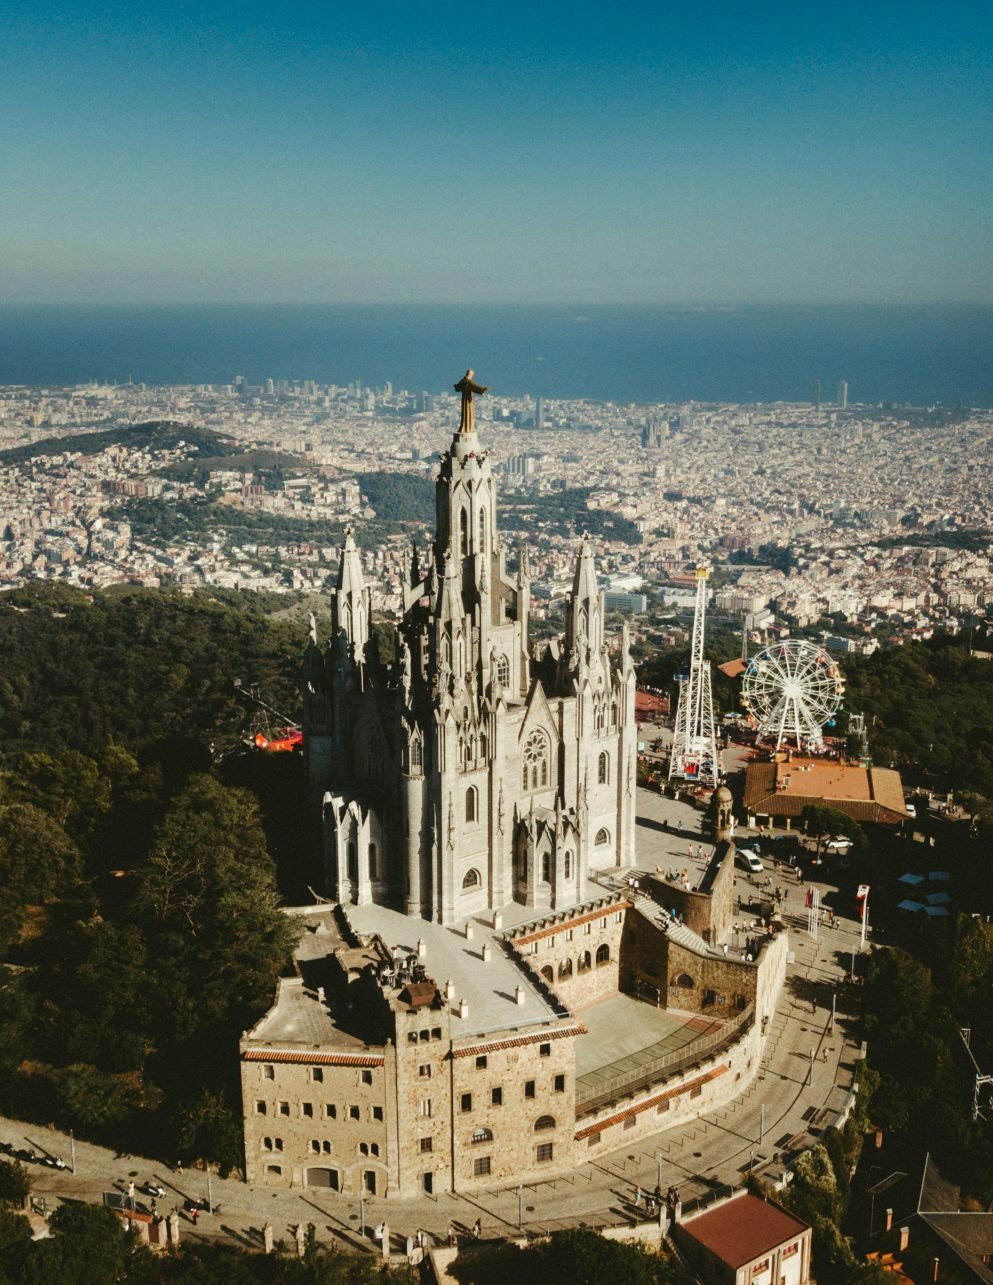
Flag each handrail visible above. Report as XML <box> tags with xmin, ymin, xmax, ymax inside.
<box><xmin>576</xmin><ymin>1002</ymin><xmax>755</xmax><ymax>1116</ymax></box>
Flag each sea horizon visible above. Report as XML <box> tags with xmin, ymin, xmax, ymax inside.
<box><xmin>1</xmin><ymin>302</ymin><xmax>991</xmax><ymax>408</ymax></box>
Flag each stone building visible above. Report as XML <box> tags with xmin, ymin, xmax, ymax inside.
<box><xmin>240</xmin><ymin>888</ymin><xmax>787</xmax><ymax>1196</ymax></box>
<box><xmin>301</xmin><ymin>387</ymin><xmax>638</xmax><ymax>925</ymax></box>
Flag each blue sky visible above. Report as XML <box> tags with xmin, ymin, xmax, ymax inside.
<box><xmin>2</xmin><ymin>0</ymin><xmax>991</xmax><ymax>303</ymax></box>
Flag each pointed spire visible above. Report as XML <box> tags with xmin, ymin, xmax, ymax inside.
<box><xmin>571</xmin><ymin>533</ymin><xmax>598</xmax><ymax>604</ymax></box>
<box><xmin>337</xmin><ymin>527</ymin><xmax>364</xmax><ymax>594</ymax></box>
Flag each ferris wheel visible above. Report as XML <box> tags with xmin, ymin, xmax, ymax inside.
<box><xmin>740</xmin><ymin>640</ymin><xmax>845</xmax><ymax>750</ymax></box>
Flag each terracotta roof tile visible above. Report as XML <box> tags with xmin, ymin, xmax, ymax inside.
<box><xmin>242</xmin><ymin>1049</ymin><xmax>385</xmax><ymax>1067</ymax></box>
<box><xmin>575</xmin><ymin>1064</ymin><xmax>727</xmax><ymax>1140</ymax></box>
<box><xmin>679</xmin><ymin>1193</ymin><xmax>809</xmax><ymax>1268</ymax></box>
<box><xmin>454</xmin><ymin>1024</ymin><xmax>585</xmax><ymax>1058</ymax></box>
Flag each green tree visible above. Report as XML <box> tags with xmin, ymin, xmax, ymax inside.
<box><xmin>0</xmin><ymin>1160</ymin><xmax>29</xmax><ymax>1210</ymax></box>
<box><xmin>2</xmin><ymin>1201</ymin><xmax>150</xmax><ymax>1285</ymax></box>
<box><xmin>448</xmin><ymin>1228</ymin><xmax>681</xmax><ymax>1285</ymax></box>
<box><xmin>0</xmin><ymin>804</ymin><xmax>83</xmax><ymax>948</ymax></box>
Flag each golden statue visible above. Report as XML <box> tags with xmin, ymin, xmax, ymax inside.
<box><xmin>454</xmin><ymin>369</ymin><xmax>488</xmax><ymax>434</ymax></box>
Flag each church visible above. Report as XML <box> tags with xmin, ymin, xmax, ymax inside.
<box><xmin>301</xmin><ymin>371</ymin><xmax>638</xmax><ymax>926</ymax></box>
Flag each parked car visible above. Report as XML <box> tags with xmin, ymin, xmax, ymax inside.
<box><xmin>143</xmin><ymin>1182</ymin><xmax>166</xmax><ymax>1198</ymax></box>
<box><xmin>736</xmin><ymin>848</ymin><xmax>764</xmax><ymax>873</ymax></box>
<box><xmin>824</xmin><ymin>836</ymin><xmax>853</xmax><ymax>852</ymax></box>
<box><xmin>904</xmin><ymin>803</ymin><xmax>917</xmax><ymax>819</ymax></box>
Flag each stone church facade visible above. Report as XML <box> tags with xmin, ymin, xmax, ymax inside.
<box><xmin>301</xmin><ymin>394</ymin><xmax>638</xmax><ymax>925</ymax></box>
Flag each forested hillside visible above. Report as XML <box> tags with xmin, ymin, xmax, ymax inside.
<box><xmin>0</xmin><ymin>584</ymin><xmax>310</xmax><ymax>1169</ymax></box>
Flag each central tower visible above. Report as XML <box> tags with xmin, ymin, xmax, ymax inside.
<box><xmin>303</xmin><ymin>370</ymin><xmax>638</xmax><ymax>925</ymax></box>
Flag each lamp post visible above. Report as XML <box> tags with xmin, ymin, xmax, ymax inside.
<box><xmin>759</xmin><ymin>1103</ymin><xmax>766</xmax><ymax>1145</ymax></box>
<box><xmin>359</xmin><ymin>1187</ymin><xmax>365</xmax><ymax>1239</ymax></box>
<box><xmin>518</xmin><ymin>1183</ymin><xmax>524</xmax><ymax>1231</ymax></box>
<box><xmin>69</xmin><ymin>1129</ymin><xmax>75</xmax><ymax>1174</ymax></box>
<box><xmin>657</xmin><ymin>1152</ymin><xmax>663</xmax><ymax>1196</ymax></box>
<box><xmin>206</xmin><ymin>1167</ymin><xmax>213</xmax><ymax>1215</ymax></box>
<box><xmin>807</xmin><ymin>1048</ymin><xmax>814</xmax><ymax>1087</ymax></box>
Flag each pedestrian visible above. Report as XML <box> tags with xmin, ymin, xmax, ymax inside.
<box><xmin>811</xmin><ymin>998</ymin><xmax>817</xmax><ymax>1014</ymax></box>
<box><xmin>448</xmin><ymin>1223</ymin><xmax>456</xmax><ymax>1247</ymax></box>
<box><xmin>822</xmin><ymin>1049</ymin><xmax>829</xmax><ymax>1062</ymax></box>
<box><xmin>191</xmin><ymin>1207</ymin><xmax>199</xmax><ymax>1224</ymax></box>
<box><xmin>472</xmin><ymin>1218</ymin><xmax>481</xmax><ymax>1239</ymax></box>
<box><xmin>676</xmin><ymin>819</ymin><xmax>683</xmax><ymax>833</ymax></box>
<box><xmin>722</xmin><ymin>942</ymin><xmax>728</xmax><ymax>957</ymax></box>
<box><xmin>634</xmin><ymin>1184</ymin><xmax>642</xmax><ymax>1208</ymax></box>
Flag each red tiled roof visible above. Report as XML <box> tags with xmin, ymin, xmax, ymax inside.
<box><xmin>575</xmin><ymin>1064</ymin><xmax>728</xmax><ymax>1140</ymax></box>
<box><xmin>743</xmin><ymin>758</ymin><xmax>907</xmax><ymax>824</ymax></box>
<box><xmin>454</xmin><ymin>1024</ymin><xmax>586</xmax><ymax>1059</ymax></box>
<box><xmin>242</xmin><ymin>1049</ymin><xmax>385</xmax><ymax>1067</ymax></box>
<box><xmin>679</xmin><ymin>1193</ymin><xmax>809</xmax><ymax>1269</ymax></box>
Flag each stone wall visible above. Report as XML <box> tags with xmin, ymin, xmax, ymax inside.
<box><xmin>505</xmin><ymin>895</ymin><xmax>630</xmax><ymax>1008</ymax></box>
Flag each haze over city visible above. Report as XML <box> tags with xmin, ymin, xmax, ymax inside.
<box><xmin>4</xmin><ymin>0</ymin><xmax>992</xmax><ymax>305</ymax></box>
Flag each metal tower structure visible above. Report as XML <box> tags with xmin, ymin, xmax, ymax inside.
<box><xmin>669</xmin><ymin>566</ymin><xmax>720</xmax><ymax>786</ymax></box>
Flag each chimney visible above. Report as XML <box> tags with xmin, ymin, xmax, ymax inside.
<box><xmin>458</xmin><ymin>998</ymin><xmax>469</xmax><ymax>1019</ymax></box>
<box><xmin>481</xmin><ymin>943</ymin><xmax>491</xmax><ymax>963</ymax></box>
<box><xmin>515</xmin><ymin>985</ymin><xmax>525</xmax><ymax>1006</ymax></box>
<box><xmin>416</xmin><ymin>938</ymin><xmax>426</xmax><ymax>958</ymax></box>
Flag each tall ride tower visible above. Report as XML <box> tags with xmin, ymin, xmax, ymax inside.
<box><xmin>669</xmin><ymin>566</ymin><xmax>720</xmax><ymax>787</ymax></box>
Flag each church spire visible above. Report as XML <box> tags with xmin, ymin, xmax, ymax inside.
<box><xmin>331</xmin><ymin>527</ymin><xmax>370</xmax><ymax>664</ymax></box>
<box><xmin>566</xmin><ymin>533</ymin><xmax>604</xmax><ymax>657</ymax></box>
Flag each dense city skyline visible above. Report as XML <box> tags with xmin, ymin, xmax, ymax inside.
<box><xmin>5</xmin><ymin>0</ymin><xmax>992</xmax><ymax>305</ymax></box>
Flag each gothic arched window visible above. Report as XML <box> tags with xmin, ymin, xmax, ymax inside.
<box><xmin>465</xmin><ymin>786</ymin><xmax>478</xmax><ymax>824</ymax></box>
<box><xmin>496</xmin><ymin>654</ymin><xmax>510</xmax><ymax>687</ymax></box>
<box><xmin>598</xmin><ymin>751</ymin><xmax>609</xmax><ymax>785</ymax></box>
<box><xmin>522</xmin><ymin>730</ymin><xmax>549</xmax><ymax>791</ymax></box>
<box><xmin>595</xmin><ymin>827</ymin><xmax>610</xmax><ymax>846</ymax></box>
<box><xmin>460</xmin><ymin>508</ymin><xmax>469</xmax><ymax>557</ymax></box>
<box><xmin>411</xmin><ymin>738</ymin><xmax>422</xmax><ymax>770</ymax></box>
<box><xmin>541</xmin><ymin>852</ymin><xmax>550</xmax><ymax>883</ymax></box>
<box><xmin>564</xmin><ymin>851</ymin><xmax>572</xmax><ymax>880</ymax></box>
<box><xmin>534</xmin><ymin>1115</ymin><xmax>556</xmax><ymax>1132</ymax></box>
<box><xmin>478</xmin><ymin>509</ymin><xmax>486</xmax><ymax>554</ymax></box>
<box><xmin>462</xmin><ymin>868</ymin><xmax>481</xmax><ymax>890</ymax></box>
<box><xmin>368</xmin><ymin>843</ymin><xmax>378</xmax><ymax>879</ymax></box>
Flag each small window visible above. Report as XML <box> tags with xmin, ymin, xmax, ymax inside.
<box><xmin>473</xmin><ymin>1156</ymin><xmax>492</xmax><ymax>1178</ymax></box>
<box><xmin>595</xmin><ymin>827</ymin><xmax>609</xmax><ymax>846</ymax></box>
<box><xmin>524</xmin><ymin>1080</ymin><xmax>535</xmax><ymax>1099</ymax></box>
<box><xmin>361</xmin><ymin>1070</ymin><xmax>373</xmax><ymax>1085</ymax></box>
<box><xmin>465</xmin><ymin>787</ymin><xmax>477</xmax><ymax>824</ymax></box>
<box><xmin>263</xmin><ymin>1064</ymin><xmax>274</xmax><ymax>1080</ymax></box>
<box><xmin>554</xmin><ymin>1074</ymin><xmax>565</xmax><ymax>1092</ymax></box>
<box><xmin>266</xmin><ymin>1164</ymin><xmax>282</xmax><ymax>1176</ymax></box>
<box><xmin>274</xmin><ymin>1138</ymin><xmax>283</xmax><ymax>1152</ymax></box>
<box><xmin>368</xmin><ymin>842</ymin><xmax>378</xmax><ymax>880</ymax></box>
<box><xmin>536</xmin><ymin>1142</ymin><xmax>554</xmax><ymax>1163</ymax></box>
<box><xmin>359</xmin><ymin>1142</ymin><xmax>369</xmax><ymax>1156</ymax></box>
<box><xmin>325</xmin><ymin>1104</ymin><xmax>337</xmax><ymax>1119</ymax></box>
<box><xmin>371</xmin><ymin>1143</ymin><xmax>380</xmax><ymax>1157</ymax></box>
<box><xmin>596</xmin><ymin>944</ymin><xmax>610</xmax><ymax>966</ymax></box>
<box><xmin>419</xmin><ymin>1064</ymin><xmax>432</xmax><ymax>1079</ymax></box>
<box><xmin>322</xmin><ymin>1140</ymin><xmax>332</xmax><ymax>1154</ymax></box>
<box><xmin>558</xmin><ymin>958</ymin><xmax>572</xmax><ymax>979</ymax></box>
<box><xmin>302</xmin><ymin>1102</ymin><xmax>313</xmax><ymax>1118</ymax></box>
<box><xmin>420</xmin><ymin>1137</ymin><xmax>433</xmax><ymax>1154</ymax></box>
<box><xmin>419</xmin><ymin>1030</ymin><xmax>430</xmax><ymax>1043</ymax></box>
<box><xmin>420</xmin><ymin>1099</ymin><xmax>433</xmax><ymax>1118</ymax></box>
<box><xmin>349</xmin><ymin>1105</ymin><xmax>360</xmax><ymax>1120</ymax></box>
<box><xmin>431</xmin><ymin>1027</ymin><xmax>442</xmax><ymax>1040</ymax></box>
<box><xmin>496</xmin><ymin>654</ymin><xmax>510</xmax><ymax>686</ymax></box>
<box><xmin>407</xmin><ymin>1032</ymin><xmax>418</xmax><ymax>1044</ymax></box>
<box><xmin>624</xmin><ymin>1115</ymin><xmax>637</xmax><ymax>1130</ymax></box>
<box><xmin>564</xmin><ymin>851</ymin><xmax>572</xmax><ymax>880</ymax></box>
<box><xmin>475</xmin><ymin>1055</ymin><xmax>488</xmax><ymax>1070</ymax></box>
<box><xmin>278</xmin><ymin>1101</ymin><xmax>289</xmax><ymax>1116</ymax></box>
<box><xmin>539</xmin><ymin>1043</ymin><xmax>551</xmax><ymax>1058</ymax></box>
<box><xmin>491</xmin><ymin>1087</ymin><xmax>503</xmax><ymax>1106</ymax></box>
<box><xmin>311</xmin><ymin>1067</ymin><xmax>324</xmax><ymax>1083</ymax></box>
<box><xmin>470</xmin><ymin>1127</ymin><xmax>493</xmax><ymax>1144</ymax></box>
<box><xmin>262</xmin><ymin>1136</ymin><xmax>273</xmax><ymax>1151</ymax></box>
<box><xmin>578</xmin><ymin>950</ymin><xmax>591</xmax><ymax>971</ymax></box>
<box><xmin>309</xmin><ymin>1139</ymin><xmax>320</xmax><ymax>1154</ymax></box>
<box><xmin>460</xmin><ymin>1093</ymin><xmax>473</xmax><ymax>1113</ymax></box>
<box><xmin>534</xmin><ymin>1115</ymin><xmax>556</xmax><ymax>1132</ymax></box>
<box><xmin>598</xmin><ymin>751</ymin><xmax>609</xmax><ymax>785</ymax></box>
<box><xmin>463</xmin><ymin>867</ymin><xmax>481</xmax><ymax>890</ymax></box>
<box><xmin>255</xmin><ymin>1100</ymin><xmax>266</xmax><ymax>1115</ymax></box>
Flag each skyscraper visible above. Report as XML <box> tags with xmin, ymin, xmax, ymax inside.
<box><xmin>837</xmin><ymin>380</ymin><xmax>848</xmax><ymax>409</ymax></box>
<box><xmin>811</xmin><ymin>379</ymin><xmax>821</xmax><ymax>410</ymax></box>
